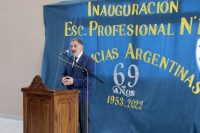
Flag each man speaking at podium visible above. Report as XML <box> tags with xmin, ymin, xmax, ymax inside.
<box><xmin>62</xmin><ymin>38</ymin><xmax>94</xmax><ymax>133</ymax></box>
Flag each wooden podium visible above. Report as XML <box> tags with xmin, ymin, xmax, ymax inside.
<box><xmin>21</xmin><ymin>75</ymin><xmax>79</xmax><ymax>133</ymax></box>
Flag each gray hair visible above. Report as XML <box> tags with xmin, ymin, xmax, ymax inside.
<box><xmin>71</xmin><ymin>38</ymin><xmax>83</xmax><ymax>45</ymax></box>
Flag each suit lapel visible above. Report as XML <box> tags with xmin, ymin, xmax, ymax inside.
<box><xmin>67</xmin><ymin>56</ymin><xmax>74</xmax><ymax>76</ymax></box>
<box><xmin>77</xmin><ymin>52</ymin><xmax>86</xmax><ymax>65</ymax></box>
<box><xmin>69</xmin><ymin>53</ymin><xmax>85</xmax><ymax>75</ymax></box>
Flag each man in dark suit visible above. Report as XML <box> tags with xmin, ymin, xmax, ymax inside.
<box><xmin>62</xmin><ymin>38</ymin><xmax>94</xmax><ymax>133</ymax></box>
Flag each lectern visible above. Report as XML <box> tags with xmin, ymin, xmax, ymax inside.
<box><xmin>21</xmin><ymin>75</ymin><xmax>79</xmax><ymax>133</ymax></box>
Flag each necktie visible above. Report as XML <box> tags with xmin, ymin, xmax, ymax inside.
<box><xmin>72</xmin><ymin>57</ymin><xmax>78</xmax><ymax>68</ymax></box>
<box><xmin>75</xmin><ymin>57</ymin><xmax>78</xmax><ymax>62</ymax></box>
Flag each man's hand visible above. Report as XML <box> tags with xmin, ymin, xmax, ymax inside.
<box><xmin>62</xmin><ymin>76</ymin><xmax>74</xmax><ymax>85</ymax></box>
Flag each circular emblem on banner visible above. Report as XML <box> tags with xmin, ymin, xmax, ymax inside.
<box><xmin>196</xmin><ymin>39</ymin><xmax>200</xmax><ymax>71</ymax></box>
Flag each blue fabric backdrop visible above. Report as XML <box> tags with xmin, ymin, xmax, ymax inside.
<box><xmin>42</xmin><ymin>0</ymin><xmax>200</xmax><ymax>132</ymax></box>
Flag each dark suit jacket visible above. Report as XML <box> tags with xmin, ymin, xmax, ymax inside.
<box><xmin>62</xmin><ymin>52</ymin><xmax>95</xmax><ymax>101</ymax></box>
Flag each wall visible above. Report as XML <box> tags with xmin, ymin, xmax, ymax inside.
<box><xmin>0</xmin><ymin>0</ymin><xmax>60</xmax><ymax>119</ymax></box>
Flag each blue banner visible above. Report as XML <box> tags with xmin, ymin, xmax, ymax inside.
<box><xmin>42</xmin><ymin>0</ymin><xmax>200</xmax><ymax>132</ymax></box>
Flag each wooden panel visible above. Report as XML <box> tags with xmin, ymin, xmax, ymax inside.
<box><xmin>27</xmin><ymin>97</ymin><xmax>51</xmax><ymax>133</ymax></box>
<box><xmin>54</xmin><ymin>96</ymin><xmax>78</xmax><ymax>133</ymax></box>
<box><xmin>58</xmin><ymin>101</ymin><xmax>70</xmax><ymax>133</ymax></box>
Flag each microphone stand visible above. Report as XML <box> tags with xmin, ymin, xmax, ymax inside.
<box><xmin>58</xmin><ymin>52</ymin><xmax>103</xmax><ymax>133</ymax></box>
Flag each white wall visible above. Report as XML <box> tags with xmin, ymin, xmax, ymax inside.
<box><xmin>0</xmin><ymin>0</ymin><xmax>60</xmax><ymax>119</ymax></box>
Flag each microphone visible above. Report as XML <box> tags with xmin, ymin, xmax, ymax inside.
<box><xmin>58</xmin><ymin>49</ymin><xmax>76</xmax><ymax>67</ymax></box>
<box><xmin>59</xmin><ymin>49</ymin><xmax>70</xmax><ymax>56</ymax></box>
